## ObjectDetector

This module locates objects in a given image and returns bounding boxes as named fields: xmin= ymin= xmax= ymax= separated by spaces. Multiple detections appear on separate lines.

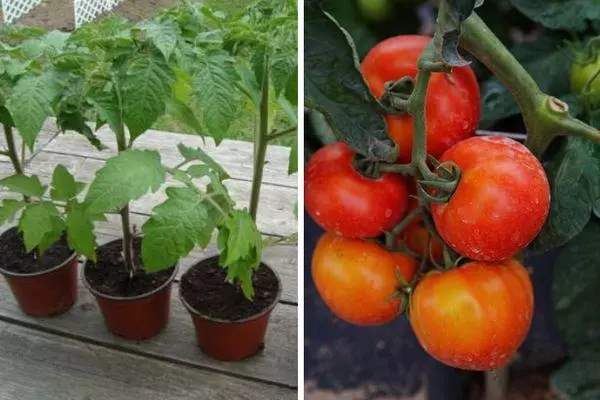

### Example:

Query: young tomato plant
xmin=305 ymin=1 xmax=600 ymax=388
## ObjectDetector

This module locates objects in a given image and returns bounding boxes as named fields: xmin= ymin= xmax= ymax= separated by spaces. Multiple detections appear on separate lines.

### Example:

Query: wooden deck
xmin=0 ymin=121 xmax=298 ymax=399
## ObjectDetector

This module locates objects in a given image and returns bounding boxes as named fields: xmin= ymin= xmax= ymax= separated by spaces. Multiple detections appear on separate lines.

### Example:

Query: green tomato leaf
xmin=304 ymin=4 xmax=396 ymax=162
xmin=529 ymin=137 xmax=600 ymax=255
xmin=85 ymin=150 xmax=166 ymax=214
xmin=551 ymin=219 xmax=600 ymax=398
xmin=288 ymin=136 xmax=298 ymax=175
xmin=508 ymin=0 xmax=600 ymax=31
xmin=19 ymin=202 xmax=65 ymax=253
xmin=166 ymin=98 xmax=204 ymax=135
xmin=0 ymin=199 xmax=27 ymax=225
xmin=66 ymin=201 xmax=97 ymax=261
xmin=192 ymin=52 xmax=240 ymax=144
xmin=7 ymin=73 xmax=61 ymax=150
xmin=142 ymin=186 xmax=218 ymax=272
xmin=217 ymin=210 xmax=263 ymax=300
xmin=177 ymin=143 xmax=230 ymax=180
xmin=285 ymin=67 xmax=298 ymax=106
xmin=0 ymin=175 xmax=46 ymax=198
xmin=86 ymin=82 xmax=124 ymax=139
xmin=271 ymin=50 xmax=297 ymax=97
xmin=435 ymin=0 xmax=482 ymax=67
xmin=138 ymin=20 xmax=180 ymax=60
xmin=50 ymin=165 xmax=83 ymax=202
xmin=122 ymin=54 xmax=175 ymax=141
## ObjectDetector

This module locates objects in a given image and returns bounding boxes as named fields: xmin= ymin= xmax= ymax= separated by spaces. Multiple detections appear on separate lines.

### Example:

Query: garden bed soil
xmin=181 ymin=258 xmax=279 ymax=321
xmin=84 ymin=237 xmax=174 ymax=298
xmin=0 ymin=227 xmax=72 ymax=274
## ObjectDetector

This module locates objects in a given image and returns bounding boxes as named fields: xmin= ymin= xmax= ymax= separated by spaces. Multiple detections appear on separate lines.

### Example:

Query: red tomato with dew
xmin=432 ymin=136 xmax=550 ymax=261
xmin=361 ymin=35 xmax=481 ymax=163
xmin=305 ymin=142 xmax=409 ymax=238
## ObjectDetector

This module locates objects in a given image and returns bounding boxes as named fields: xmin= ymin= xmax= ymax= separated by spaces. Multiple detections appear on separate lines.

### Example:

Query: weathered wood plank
xmin=0 ymin=277 xmax=298 ymax=388
xmin=0 ymin=322 xmax=295 ymax=399
xmin=43 ymin=126 xmax=297 ymax=187
xmin=24 ymin=152 xmax=297 ymax=237
xmin=0 ymin=122 xmax=58 ymax=162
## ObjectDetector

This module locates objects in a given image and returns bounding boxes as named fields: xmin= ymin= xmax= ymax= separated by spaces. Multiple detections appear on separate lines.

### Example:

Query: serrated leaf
xmin=288 ymin=137 xmax=298 ymax=174
xmin=529 ymin=137 xmax=600 ymax=254
xmin=85 ymin=150 xmax=166 ymax=214
xmin=508 ymin=0 xmax=600 ymax=32
xmin=86 ymin=82 xmax=124 ymax=138
xmin=0 ymin=199 xmax=26 ymax=224
xmin=166 ymin=98 xmax=204 ymax=135
xmin=177 ymin=143 xmax=230 ymax=180
xmin=19 ymin=202 xmax=65 ymax=253
xmin=551 ymin=219 xmax=600 ymax=398
xmin=186 ymin=164 xmax=211 ymax=178
xmin=285 ymin=67 xmax=298 ymax=106
xmin=50 ymin=165 xmax=82 ymax=202
xmin=193 ymin=53 xmax=240 ymax=144
xmin=122 ymin=55 xmax=175 ymax=141
xmin=271 ymin=50 xmax=296 ymax=96
xmin=7 ymin=73 xmax=61 ymax=150
xmin=55 ymin=108 xmax=106 ymax=151
xmin=0 ymin=175 xmax=46 ymax=197
xmin=66 ymin=202 xmax=97 ymax=261
xmin=138 ymin=20 xmax=179 ymax=60
xmin=142 ymin=187 xmax=217 ymax=271
xmin=304 ymin=5 xmax=396 ymax=162
xmin=217 ymin=209 xmax=262 ymax=300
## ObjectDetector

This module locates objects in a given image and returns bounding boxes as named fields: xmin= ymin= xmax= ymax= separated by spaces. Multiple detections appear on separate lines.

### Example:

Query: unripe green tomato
xmin=571 ymin=56 xmax=600 ymax=107
xmin=357 ymin=0 xmax=392 ymax=21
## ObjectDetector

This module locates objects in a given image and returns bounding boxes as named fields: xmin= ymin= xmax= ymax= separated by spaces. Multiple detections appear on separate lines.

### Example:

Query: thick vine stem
xmin=3 ymin=125 xmax=24 ymax=175
xmin=460 ymin=13 xmax=600 ymax=157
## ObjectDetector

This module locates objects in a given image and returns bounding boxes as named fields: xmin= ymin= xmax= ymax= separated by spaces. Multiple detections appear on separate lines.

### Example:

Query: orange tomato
xmin=410 ymin=258 xmax=533 ymax=370
xmin=312 ymin=233 xmax=418 ymax=325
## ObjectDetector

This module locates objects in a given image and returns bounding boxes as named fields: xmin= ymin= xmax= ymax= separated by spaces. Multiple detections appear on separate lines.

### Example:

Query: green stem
xmin=408 ymin=67 xmax=437 ymax=181
xmin=116 ymin=137 xmax=135 ymax=275
xmin=4 ymin=125 xmax=24 ymax=175
xmin=461 ymin=13 xmax=600 ymax=157
xmin=267 ymin=125 xmax=297 ymax=142
xmin=249 ymin=57 xmax=270 ymax=221
xmin=379 ymin=163 xmax=415 ymax=176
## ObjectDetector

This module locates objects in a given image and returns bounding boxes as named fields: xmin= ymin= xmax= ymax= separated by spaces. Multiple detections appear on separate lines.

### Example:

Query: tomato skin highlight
xmin=410 ymin=259 xmax=533 ymax=370
xmin=312 ymin=233 xmax=418 ymax=325
xmin=305 ymin=142 xmax=409 ymax=238
xmin=432 ymin=136 xmax=550 ymax=262
xmin=361 ymin=35 xmax=480 ymax=163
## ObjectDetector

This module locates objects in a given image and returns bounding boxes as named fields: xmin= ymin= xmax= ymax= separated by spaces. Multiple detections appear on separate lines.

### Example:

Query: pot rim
xmin=82 ymin=258 xmax=179 ymax=302
xmin=179 ymin=255 xmax=283 ymax=325
xmin=0 ymin=250 xmax=78 ymax=278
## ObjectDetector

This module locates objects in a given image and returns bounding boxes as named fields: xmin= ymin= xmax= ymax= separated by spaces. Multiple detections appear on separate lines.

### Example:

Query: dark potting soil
xmin=180 ymin=258 xmax=280 ymax=321
xmin=84 ymin=237 xmax=175 ymax=298
xmin=0 ymin=227 xmax=73 ymax=274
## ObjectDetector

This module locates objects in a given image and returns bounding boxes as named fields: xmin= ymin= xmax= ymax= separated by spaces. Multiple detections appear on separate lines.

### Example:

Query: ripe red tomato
xmin=305 ymin=142 xmax=409 ymax=238
xmin=410 ymin=258 xmax=533 ymax=370
xmin=312 ymin=233 xmax=418 ymax=325
xmin=432 ymin=136 xmax=550 ymax=261
xmin=361 ymin=35 xmax=480 ymax=163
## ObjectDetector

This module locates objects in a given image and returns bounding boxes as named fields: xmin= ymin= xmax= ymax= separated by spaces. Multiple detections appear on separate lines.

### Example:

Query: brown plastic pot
xmin=0 ymin=252 xmax=78 ymax=317
xmin=83 ymin=261 xmax=178 ymax=341
xmin=179 ymin=257 xmax=282 ymax=361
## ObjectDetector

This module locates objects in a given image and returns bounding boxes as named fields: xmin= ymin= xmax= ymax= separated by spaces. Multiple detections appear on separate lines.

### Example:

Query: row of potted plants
xmin=0 ymin=0 xmax=297 ymax=361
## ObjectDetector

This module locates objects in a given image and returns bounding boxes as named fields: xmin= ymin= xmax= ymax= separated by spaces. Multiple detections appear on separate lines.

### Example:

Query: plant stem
xmin=3 ymin=125 xmax=23 ymax=175
xmin=268 ymin=125 xmax=297 ymax=142
xmin=460 ymin=13 xmax=600 ymax=157
xmin=116 ymin=135 xmax=135 ymax=275
xmin=249 ymin=58 xmax=270 ymax=221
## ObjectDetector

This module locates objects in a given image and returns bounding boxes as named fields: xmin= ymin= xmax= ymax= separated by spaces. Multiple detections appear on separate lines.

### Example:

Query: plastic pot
xmin=180 ymin=257 xmax=282 ymax=361
xmin=0 ymin=252 xmax=78 ymax=317
xmin=83 ymin=261 xmax=178 ymax=341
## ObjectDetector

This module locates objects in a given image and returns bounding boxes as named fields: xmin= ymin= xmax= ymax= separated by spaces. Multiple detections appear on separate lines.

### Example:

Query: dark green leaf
xmin=142 ymin=187 xmax=218 ymax=271
xmin=435 ymin=0 xmax=482 ymax=67
xmin=508 ymin=0 xmax=600 ymax=31
xmin=50 ymin=165 xmax=82 ymax=202
xmin=66 ymin=201 xmax=97 ymax=261
xmin=551 ymin=360 xmax=600 ymax=400
xmin=0 ymin=199 xmax=26 ymax=224
xmin=138 ymin=20 xmax=180 ymax=60
xmin=288 ymin=137 xmax=298 ymax=175
xmin=19 ymin=202 xmax=65 ymax=253
xmin=285 ymin=67 xmax=298 ymax=106
xmin=0 ymin=175 xmax=46 ymax=198
xmin=85 ymin=150 xmax=166 ymax=214
xmin=304 ymin=4 xmax=396 ymax=162
xmin=529 ymin=137 xmax=600 ymax=254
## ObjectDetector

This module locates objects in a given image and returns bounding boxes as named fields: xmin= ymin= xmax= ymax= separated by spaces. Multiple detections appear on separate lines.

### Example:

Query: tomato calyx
xmin=385 ymin=266 xmax=417 ymax=315
xmin=416 ymin=156 xmax=461 ymax=203
xmin=379 ymin=76 xmax=415 ymax=116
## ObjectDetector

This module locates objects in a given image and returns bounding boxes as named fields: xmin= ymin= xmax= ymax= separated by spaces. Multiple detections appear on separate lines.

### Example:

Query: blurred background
xmin=304 ymin=0 xmax=600 ymax=399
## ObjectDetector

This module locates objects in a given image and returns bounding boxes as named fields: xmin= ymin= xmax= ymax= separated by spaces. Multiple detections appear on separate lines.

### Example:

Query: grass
xmin=152 ymin=0 xmax=297 ymax=148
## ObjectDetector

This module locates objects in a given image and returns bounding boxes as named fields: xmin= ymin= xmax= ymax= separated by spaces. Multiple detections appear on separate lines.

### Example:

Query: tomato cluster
xmin=306 ymin=35 xmax=551 ymax=371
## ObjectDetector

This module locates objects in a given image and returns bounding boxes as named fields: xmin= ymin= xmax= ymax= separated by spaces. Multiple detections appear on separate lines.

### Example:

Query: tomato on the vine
xmin=571 ymin=55 xmax=600 ymax=107
xmin=305 ymin=142 xmax=409 ymax=238
xmin=432 ymin=136 xmax=550 ymax=262
xmin=410 ymin=258 xmax=533 ymax=370
xmin=312 ymin=233 xmax=418 ymax=325
xmin=398 ymin=195 xmax=443 ymax=263
xmin=361 ymin=35 xmax=481 ymax=163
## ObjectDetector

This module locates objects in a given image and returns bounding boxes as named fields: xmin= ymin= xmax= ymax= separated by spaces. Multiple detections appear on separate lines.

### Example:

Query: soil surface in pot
xmin=85 ymin=237 xmax=175 ymax=297
xmin=181 ymin=259 xmax=279 ymax=321
xmin=0 ymin=227 xmax=72 ymax=274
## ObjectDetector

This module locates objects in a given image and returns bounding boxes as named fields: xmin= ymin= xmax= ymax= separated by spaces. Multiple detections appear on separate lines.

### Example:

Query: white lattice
xmin=74 ymin=0 xmax=124 ymax=28
xmin=2 ymin=0 xmax=42 ymax=24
